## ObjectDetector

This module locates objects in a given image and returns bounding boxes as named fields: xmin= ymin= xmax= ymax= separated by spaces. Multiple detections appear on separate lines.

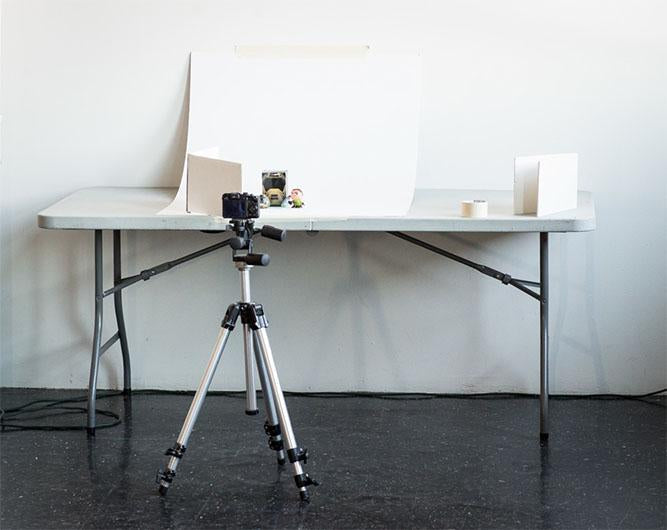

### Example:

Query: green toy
xmin=289 ymin=188 xmax=304 ymax=208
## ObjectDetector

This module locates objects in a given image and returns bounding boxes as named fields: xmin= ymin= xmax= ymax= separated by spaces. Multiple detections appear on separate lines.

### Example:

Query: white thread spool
xmin=460 ymin=199 xmax=488 ymax=218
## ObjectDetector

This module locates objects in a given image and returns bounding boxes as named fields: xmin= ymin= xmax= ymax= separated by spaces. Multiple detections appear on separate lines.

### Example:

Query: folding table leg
xmin=87 ymin=230 xmax=104 ymax=436
xmin=539 ymin=232 xmax=549 ymax=442
xmin=113 ymin=230 xmax=131 ymax=394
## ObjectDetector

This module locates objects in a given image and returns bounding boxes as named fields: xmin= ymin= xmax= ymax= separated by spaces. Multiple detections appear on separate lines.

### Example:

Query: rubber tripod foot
xmin=299 ymin=490 xmax=310 ymax=503
xmin=277 ymin=457 xmax=286 ymax=466
xmin=540 ymin=432 xmax=549 ymax=444
xmin=158 ymin=485 xmax=169 ymax=496
xmin=86 ymin=427 xmax=95 ymax=437
xmin=245 ymin=409 xmax=260 ymax=416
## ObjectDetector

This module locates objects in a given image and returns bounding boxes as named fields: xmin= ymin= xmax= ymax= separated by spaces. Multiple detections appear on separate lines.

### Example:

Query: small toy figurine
xmin=259 ymin=194 xmax=270 ymax=209
xmin=289 ymin=188 xmax=304 ymax=208
xmin=262 ymin=171 xmax=287 ymax=206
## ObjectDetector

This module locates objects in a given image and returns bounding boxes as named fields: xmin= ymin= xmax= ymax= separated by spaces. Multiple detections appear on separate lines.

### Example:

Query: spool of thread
xmin=460 ymin=199 xmax=488 ymax=218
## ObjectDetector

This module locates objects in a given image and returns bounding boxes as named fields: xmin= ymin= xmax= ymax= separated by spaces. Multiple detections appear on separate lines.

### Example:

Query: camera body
xmin=222 ymin=192 xmax=260 ymax=220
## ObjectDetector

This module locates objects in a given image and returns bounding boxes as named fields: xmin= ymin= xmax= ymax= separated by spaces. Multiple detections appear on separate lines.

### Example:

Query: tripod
xmin=156 ymin=220 xmax=318 ymax=502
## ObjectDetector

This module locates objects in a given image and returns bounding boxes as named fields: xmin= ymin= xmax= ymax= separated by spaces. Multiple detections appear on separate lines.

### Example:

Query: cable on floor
xmin=1 ymin=387 xmax=664 ymax=432
xmin=0 ymin=391 xmax=122 ymax=432
xmin=135 ymin=388 xmax=666 ymax=403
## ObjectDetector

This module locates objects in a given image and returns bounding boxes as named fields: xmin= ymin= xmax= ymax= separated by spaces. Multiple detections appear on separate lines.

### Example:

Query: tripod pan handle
xmin=233 ymin=253 xmax=270 ymax=266
xmin=261 ymin=225 xmax=287 ymax=242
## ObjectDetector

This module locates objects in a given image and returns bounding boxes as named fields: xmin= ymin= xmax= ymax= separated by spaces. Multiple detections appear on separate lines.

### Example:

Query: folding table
xmin=38 ymin=187 xmax=596 ymax=440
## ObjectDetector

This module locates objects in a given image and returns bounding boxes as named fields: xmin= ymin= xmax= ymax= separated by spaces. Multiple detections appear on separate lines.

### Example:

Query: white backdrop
xmin=1 ymin=0 xmax=665 ymax=394
xmin=171 ymin=48 xmax=421 ymax=218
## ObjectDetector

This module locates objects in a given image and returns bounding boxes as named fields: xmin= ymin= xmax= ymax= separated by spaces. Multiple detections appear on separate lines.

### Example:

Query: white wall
xmin=1 ymin=0 xmax=665 ymax=393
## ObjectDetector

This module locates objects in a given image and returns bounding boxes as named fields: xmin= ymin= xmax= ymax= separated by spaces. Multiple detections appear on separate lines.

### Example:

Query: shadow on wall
xmin=8 ymin=215 xmax=600 ymax=392
xmin=551 ymin=233 xmax=607 ymax=393
xmin=0 ymin=63 xmax=191 ymax=388
xmin=294 ymin=230 xmax=545 ymax=392
xmin=4 ymin=56 xmax=606 ymax=392
xmin=1 ymin=226 xmax=92 ymax=385
xmin=308 ymin=232 xmax=405 ymax=390
xmin=432 ymin=232 xmax=537 ymax=391
xmin=430 ymin=230 xmax=606 ymax=393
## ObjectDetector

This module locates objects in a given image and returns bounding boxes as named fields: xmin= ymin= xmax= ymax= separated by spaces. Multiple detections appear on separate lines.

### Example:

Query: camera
xmin=222 ymin=193 xmax=260 ymax=220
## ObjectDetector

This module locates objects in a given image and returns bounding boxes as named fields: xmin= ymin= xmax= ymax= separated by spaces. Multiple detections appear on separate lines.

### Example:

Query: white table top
xmin=38 ymin=187 xmax=595 ymax=232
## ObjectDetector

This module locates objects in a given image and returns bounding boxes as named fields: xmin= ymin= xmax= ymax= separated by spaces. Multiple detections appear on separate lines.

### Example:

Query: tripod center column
xmin=238 ymin=264 xmax=258 ymax=415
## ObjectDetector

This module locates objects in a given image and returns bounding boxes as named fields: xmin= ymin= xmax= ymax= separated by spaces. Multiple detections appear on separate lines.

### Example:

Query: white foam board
xmin=514 ymin=153 xmax=578 ymax=216
xmin=186 ymin=149 xmax=242 ymax=215
xmin=536 ymin=154 xmax=578 ymax=216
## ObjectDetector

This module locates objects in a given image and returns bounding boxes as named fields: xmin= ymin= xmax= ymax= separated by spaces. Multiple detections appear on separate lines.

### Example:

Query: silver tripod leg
xmin=243 ymin=324 xmax=259 ymax=415
xmin=157 ymin=324 xmax=233 ymax=495
xmin=253 ymin=333 xmax=286 ymax=465
xmin=253 ymin=326 xmax=317 ymax=501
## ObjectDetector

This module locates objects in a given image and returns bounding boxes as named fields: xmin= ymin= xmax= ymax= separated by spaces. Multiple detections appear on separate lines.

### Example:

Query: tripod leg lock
xmin=295 ymin=472 xmax=319 ymax=502
xmin=156 ymin=468 xmax=175 ymax=486
xmin=165 ymin=443 xmax=186 ymax=459
xmin=294 ymin=473 xmax=319 ymax=489
xmin=269 ymin=438 xmax=284 ymax=451
xmin=221 ymin=303 xmax=242 ymax=330
xmin=264 ymin=421 xmax=281 ymax=437
xmin=242 ymin=303 xmax=268 ymax=330
xmin=287 ymin=447 xmax=309 ymax=464
xmin=264 ymin=421 xmax=284 ymax=451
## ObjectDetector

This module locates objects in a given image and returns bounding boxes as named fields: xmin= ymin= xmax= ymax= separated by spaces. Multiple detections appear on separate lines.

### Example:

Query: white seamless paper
xmin=160 ymin=46 xmax=422 ymax=218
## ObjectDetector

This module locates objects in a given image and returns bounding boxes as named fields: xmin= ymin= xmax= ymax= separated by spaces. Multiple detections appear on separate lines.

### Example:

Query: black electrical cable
xmin=0 ymin=391 xmax=123 ymax=432
xmin=148 ymin=388 xmax=665 ymax=402
xmin=205 ymin=388 xmax=667 ymax=406
xmin=2 ymin=387 xmax=664 ymax=432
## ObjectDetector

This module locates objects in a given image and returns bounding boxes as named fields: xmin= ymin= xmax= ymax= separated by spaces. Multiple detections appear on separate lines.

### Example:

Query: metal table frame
xmin=90 ymin=228 xmax=551 ymax=442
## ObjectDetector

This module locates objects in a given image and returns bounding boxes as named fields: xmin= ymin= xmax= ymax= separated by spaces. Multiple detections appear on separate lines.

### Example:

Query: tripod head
xmin=228 ymin=219 xmax=286 ymax=267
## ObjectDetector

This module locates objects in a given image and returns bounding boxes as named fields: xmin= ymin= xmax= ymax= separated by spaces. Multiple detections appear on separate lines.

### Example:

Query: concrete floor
xmin=0 ymin=389 xmax=665 ymax=529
